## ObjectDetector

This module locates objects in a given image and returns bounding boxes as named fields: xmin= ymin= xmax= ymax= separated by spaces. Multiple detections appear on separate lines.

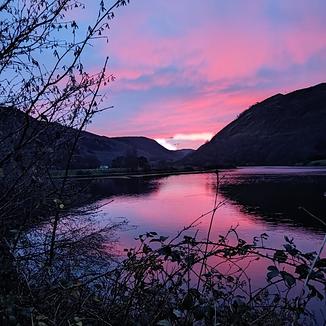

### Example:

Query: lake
xmin=87 ymin=166 xmax=326 ymax=322
xmin=91 ymin=166 xmax=326 ymax=256
xmin=22 ymin=166 xmax=326 ymax=323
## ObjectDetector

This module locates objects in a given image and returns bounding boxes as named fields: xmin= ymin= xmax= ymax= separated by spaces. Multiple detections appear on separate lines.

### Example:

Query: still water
xmin=84 ymin=167 xmax=326 ymax=323
xmin=92 ymin=166 xmax=326 ymax=255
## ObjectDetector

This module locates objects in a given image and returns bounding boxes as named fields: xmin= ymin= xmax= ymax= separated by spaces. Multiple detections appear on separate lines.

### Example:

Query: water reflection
xmin=85 ymin=177 xmax=160 ymax=198
xmin=80 ymin=168 xmax=326 ymax=323
xmin=89 ymin=167 xmax=326 ymax=256
xmin=17 ymin=167 xmax=326 ymax=325
xmin=218 ymin=167 xmax=326 ymax=233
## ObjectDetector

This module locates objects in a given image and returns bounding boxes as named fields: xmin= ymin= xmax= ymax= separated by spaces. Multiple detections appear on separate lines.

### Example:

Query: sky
xmin=81 ymin=0 xmax=326 ymax=150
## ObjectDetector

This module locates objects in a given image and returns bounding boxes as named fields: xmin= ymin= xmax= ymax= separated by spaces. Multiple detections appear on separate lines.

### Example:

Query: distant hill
xmin=0 ymin=107 xmax=194 ymax=170
xmin=75 ymin=132 xmax=194 ymax=168
xmin=183 ymin=83 xmax=326 ymax=167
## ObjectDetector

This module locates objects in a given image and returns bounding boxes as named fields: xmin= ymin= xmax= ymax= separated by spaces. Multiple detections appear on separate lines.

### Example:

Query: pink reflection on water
xmin=96 ymin=171 xmax=325 ymax=256
xmin=92 ymin=169 xmax=326 ymax=320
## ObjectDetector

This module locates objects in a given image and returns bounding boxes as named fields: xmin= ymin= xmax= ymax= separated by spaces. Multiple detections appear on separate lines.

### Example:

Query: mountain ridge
xmin=0 ymin=107 xmax=194 ymax=169
xmin=182 ymin=82 xmax=326 ymax=166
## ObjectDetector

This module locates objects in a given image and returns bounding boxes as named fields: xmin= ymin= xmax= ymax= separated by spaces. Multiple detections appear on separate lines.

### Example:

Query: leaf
xmin=158 ymin=245 xmax=172 ymax=258
xmin=170 ymin=250 xmax=181 ymax=262
xmin=283 ymin=244 xmax=299 ymax=256
xmin=302 ymin=251 xmax=316 ymax=261
xmin=315 ymin=258 xmax=326 ymax=268
xmin=273 ymin=250 xmax=287 ymax=263
xmin=181 ymin=292 xmax=194 ymax=310
xmin=280 ymin=271 xmax=296 ymax=288
xmin=142 ymin=244 xmax=152 ymax=254
xmin=267 ymin=271 xmax=279 ymax=281
xmin=31 ymin=58 xmax=39 ymax=66
xmin=149 ymin=231 xmax=158 ymax=236
xmin=267 ymin=265 xmax=278 ymax=272
xmin=307 ymin=284 xmax=324 ymax=300
xmin=261 ymin=232 xmax=269 ymax=240
xmin=295 ymin=264 xmax=309 ymax=279
xmin=284 ymin=235 xmax=293 ymax=243
xmin=267 ymin=265 xmax=279 ymax=280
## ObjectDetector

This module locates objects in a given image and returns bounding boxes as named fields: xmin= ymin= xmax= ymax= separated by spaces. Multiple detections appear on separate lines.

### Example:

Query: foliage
xmin=111 ymin=155 xmax=151 ymax=171
xmin=1 ymin=217 xmax=325 ymax=325
xmin=0 ymin=0 xmax=132 ymax=256
xmin=0 ymin=0 xmax=131 ymax=324
xmin=0 ymin=1 xmax=325 ymax=326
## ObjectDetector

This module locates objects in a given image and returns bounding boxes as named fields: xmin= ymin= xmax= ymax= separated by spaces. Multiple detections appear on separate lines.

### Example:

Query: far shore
xmin=49 ymin=163 xmax=326 ymax=181
xmin=50 ymin=168 xmax=224 ymax=180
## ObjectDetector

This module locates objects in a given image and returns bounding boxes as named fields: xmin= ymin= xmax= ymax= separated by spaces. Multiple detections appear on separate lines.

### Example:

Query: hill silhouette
xmin=183 ymin=83 xmax=326 ymax=166
xmin=0 ymin=107 xmax=193 ymax=170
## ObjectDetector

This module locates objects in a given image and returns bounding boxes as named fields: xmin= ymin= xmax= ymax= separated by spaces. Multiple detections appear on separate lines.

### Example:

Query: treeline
xmin=111 ymin=154 xmax=151 ymax=171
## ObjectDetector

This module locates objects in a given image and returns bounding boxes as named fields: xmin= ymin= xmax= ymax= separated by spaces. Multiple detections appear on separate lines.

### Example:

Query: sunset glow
xmin=85 ymin=0 xmax=326 ymax=149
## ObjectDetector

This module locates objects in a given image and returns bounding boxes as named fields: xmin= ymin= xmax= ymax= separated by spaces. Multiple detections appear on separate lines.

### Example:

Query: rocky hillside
xmin=183 ymin=83 xmax=326 ymax=167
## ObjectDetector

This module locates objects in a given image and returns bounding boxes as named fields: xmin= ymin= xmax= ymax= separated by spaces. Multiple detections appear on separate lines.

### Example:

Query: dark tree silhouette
xmin=0 ymin=1 xmax=131 ymax=323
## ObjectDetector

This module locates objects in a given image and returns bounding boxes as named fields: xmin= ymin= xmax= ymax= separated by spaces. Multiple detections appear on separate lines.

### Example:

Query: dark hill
xmin=183 ymin=83 xmax=326 ymax=166
xmin=75 ymin=132 xmax=193 ymax=168
xmin=0 ymin=107 xmax=193 ymax=170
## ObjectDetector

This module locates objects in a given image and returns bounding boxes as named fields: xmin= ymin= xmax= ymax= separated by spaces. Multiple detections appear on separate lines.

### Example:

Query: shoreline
xmin=50 ymin=165 xmax=326 ymax=181
xmin=50 ymin=168 xmax=222 ymax=180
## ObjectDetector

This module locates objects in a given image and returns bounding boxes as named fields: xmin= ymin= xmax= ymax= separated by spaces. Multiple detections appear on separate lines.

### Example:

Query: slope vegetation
xmin=183 ymin=83 xmax=326 ymax=166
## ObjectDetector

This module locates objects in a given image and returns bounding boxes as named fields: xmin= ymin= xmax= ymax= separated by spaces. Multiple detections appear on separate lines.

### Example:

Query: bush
xmin=3 ymin=220 xmax=325 ymax=325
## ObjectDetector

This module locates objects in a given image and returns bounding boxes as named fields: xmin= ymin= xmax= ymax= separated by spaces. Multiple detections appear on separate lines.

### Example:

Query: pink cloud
xmin=86 ymin=0 xmax=326 ymax=148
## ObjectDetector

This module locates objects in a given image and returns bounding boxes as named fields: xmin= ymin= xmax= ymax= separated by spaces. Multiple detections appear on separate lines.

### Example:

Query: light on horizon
xmin=155 ymin=132 xmax=213 ymax=150
xmin=155 ymin=138 xmax=178 ymax=150
xmin=173 ymin=133 xmax=213 ymax=141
